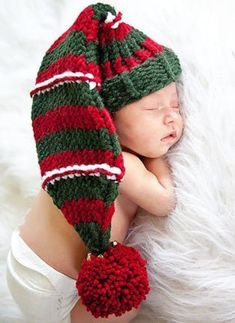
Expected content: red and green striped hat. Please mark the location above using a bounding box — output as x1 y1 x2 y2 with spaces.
30 2 182 319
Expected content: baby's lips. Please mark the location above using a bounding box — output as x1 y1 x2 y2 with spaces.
161 130 177 141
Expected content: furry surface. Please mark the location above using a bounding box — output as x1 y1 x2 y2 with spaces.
1 1 235 322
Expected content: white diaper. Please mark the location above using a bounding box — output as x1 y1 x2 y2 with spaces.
6 228 80 323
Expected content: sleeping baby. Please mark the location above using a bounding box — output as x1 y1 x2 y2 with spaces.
6 2 184 323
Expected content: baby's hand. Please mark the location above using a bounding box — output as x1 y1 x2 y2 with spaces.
142 155 176 204
119 151 174 217
141 156 175 193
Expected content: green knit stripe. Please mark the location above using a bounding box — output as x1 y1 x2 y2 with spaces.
37 3 116 76
46 174 119 209
91 3 116 21
74 222 111 255
159 46 182 79
38 31 99 74
37 27 146 76
36 128 121 162
31 82 103 120
46 174 119 254
101 47 182 112
36 27 139 75
100 28 146 64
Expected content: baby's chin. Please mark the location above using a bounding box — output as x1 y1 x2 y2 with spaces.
122 148 165 159
120 142 171 159
139 145 173 159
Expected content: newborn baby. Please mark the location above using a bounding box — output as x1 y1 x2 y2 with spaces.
110 81 184 240
7 3 184 322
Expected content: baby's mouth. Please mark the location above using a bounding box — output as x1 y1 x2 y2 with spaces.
161 130 177 142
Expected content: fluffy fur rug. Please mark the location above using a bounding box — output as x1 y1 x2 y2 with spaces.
1 1 235 322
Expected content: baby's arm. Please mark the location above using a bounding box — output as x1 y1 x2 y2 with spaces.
141 156 175 195
110 192 139 243
119 152 175 217
142 155 176 211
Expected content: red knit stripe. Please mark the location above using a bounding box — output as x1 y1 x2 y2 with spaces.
101 50 155 78
99 23 133 46
101 38 165 78
47 7 98 53
134 48 156 61
40 150 125 181
71 6 100 42
35 29 164 88
142 36 164 53
61 197 115 232
35 54 101 85
119 49 153 70
32 105 116 141
46 8 132 52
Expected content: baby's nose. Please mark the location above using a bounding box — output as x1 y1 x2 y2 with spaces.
164 109 179 124
164 108 179 123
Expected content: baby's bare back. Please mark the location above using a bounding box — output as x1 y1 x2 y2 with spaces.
19 186 138 280
19 156 138 323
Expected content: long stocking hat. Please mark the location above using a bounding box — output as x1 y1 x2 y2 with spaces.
30 2 182 318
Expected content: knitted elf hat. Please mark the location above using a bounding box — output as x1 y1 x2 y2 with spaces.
30 2 182 318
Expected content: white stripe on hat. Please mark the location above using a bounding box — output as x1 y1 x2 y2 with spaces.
31 71 100 96
42 162 122 184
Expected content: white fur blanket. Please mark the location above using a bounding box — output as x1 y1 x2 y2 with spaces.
1 1 235 322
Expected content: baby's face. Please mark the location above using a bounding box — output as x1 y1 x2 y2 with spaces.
112 82 184 158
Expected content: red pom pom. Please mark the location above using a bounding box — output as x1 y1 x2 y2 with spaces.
76 242 150 318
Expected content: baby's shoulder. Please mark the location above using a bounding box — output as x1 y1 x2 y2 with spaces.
121 151 145 175
121 150 143 164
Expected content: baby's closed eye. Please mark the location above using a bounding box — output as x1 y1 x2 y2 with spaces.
145 105 180 112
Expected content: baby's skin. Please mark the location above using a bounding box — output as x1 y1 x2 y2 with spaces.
118 152 177 219
112 81 183 159
112 81 184 216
